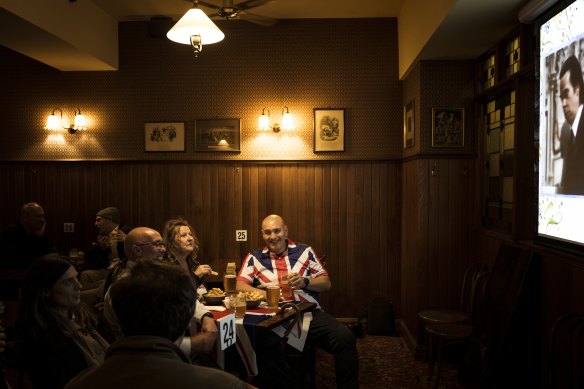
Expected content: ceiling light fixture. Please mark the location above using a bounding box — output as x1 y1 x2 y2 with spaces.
45 108 87 134
167 0 225 57
258 106 295 133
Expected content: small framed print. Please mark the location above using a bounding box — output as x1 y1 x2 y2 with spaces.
314 109 345 152
432 108 464 147
195 119 241 152
144 122 185 152
403 100 414 149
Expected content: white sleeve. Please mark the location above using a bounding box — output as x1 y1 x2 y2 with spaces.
194 299 210 323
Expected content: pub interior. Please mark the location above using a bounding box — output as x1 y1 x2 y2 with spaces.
1 0 584 388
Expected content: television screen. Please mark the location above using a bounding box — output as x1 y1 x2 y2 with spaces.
537 0 584 252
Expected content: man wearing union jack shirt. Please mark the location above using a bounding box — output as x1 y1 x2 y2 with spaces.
237 214 358 389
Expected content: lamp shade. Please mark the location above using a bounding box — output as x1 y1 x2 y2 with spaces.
167 8 225 45
258 113 270 131
281 111 294 130
46 114 61 131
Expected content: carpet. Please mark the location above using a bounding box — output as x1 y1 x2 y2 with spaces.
314 335 462 389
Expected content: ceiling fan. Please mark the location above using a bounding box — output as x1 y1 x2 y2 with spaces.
197 0 278 26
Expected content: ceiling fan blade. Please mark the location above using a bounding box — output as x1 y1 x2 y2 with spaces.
238 10 278 26
235 0 276 11
197 1 221 11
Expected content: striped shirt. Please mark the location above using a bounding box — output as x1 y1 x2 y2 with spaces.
237 240 328 309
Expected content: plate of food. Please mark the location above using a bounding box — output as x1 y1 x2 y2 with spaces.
238 290 264 309
203 288 226 305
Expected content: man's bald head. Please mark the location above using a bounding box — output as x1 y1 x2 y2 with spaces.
261 214 288 254
124 227 166 262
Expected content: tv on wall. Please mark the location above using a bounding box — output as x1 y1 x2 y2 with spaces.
536 0 584 255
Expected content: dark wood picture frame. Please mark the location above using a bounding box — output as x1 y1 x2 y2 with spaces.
144 122 186 152
314 108 345 152
432 108 465 147
195 118 241 152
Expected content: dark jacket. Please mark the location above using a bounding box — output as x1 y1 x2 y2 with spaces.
21 324 92 389
0 223 53 268
64 336 246 389
83 225 132 271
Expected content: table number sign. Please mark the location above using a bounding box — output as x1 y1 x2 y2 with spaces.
217 313 236 350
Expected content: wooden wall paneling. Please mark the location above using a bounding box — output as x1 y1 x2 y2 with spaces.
0 161 401 319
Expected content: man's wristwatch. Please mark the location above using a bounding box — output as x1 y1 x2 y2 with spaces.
202 312 214 321
302 277 310 290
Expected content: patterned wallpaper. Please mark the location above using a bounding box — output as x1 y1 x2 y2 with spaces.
1 19 402 161
402 60 476 156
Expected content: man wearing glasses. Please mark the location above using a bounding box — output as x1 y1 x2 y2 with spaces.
103 227 218 365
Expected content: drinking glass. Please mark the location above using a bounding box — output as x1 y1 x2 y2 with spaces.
266 285 281 309
223 273 237 295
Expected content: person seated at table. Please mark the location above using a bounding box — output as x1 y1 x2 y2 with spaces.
80 207 131 306
237 214 359 389
102 226 218 362
64 260 249 389
0 202 55 268
17 254 109 389
161 218 215 300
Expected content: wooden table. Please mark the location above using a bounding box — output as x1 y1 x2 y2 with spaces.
208 301 317 377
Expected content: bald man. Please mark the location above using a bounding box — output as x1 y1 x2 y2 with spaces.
103 227 218 365
237 214 359 388
0 202 54 267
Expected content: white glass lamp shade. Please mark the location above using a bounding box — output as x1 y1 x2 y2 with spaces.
281 111 294 130
46 114 61 131
258 113 271 131
74 114 87 130
167 8 225 45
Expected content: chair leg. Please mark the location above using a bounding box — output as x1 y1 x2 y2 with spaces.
434 338 445 389
426 330 435 379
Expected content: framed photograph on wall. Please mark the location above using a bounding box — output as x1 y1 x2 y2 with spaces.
144 122 185 152
314 108 345 152
195 118 241 152
432 108 464 147
403 100 415 149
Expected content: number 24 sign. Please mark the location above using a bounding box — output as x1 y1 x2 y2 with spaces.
217 313 236 350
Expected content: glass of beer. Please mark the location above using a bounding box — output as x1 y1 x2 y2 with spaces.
266 285 281 310
224 274 237 295
229 295 246 318
279 274 293 300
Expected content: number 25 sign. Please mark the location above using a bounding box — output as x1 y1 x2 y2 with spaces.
217 313 236 350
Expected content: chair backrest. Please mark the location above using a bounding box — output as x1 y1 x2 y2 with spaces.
460 262 489 313
547 313 584 389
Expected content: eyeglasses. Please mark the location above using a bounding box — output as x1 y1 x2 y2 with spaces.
135 240 166 248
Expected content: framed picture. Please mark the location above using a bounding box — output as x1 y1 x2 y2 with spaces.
195 118 241 152
403 100 415 149
314 109 345 152
144 122 185 152
432 108 465 147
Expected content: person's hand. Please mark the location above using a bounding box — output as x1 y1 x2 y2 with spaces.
97 234 110 249
286 272 305 289
194 264 214 278
109 229 126 243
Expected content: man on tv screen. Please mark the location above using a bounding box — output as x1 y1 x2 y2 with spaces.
558 55 584 195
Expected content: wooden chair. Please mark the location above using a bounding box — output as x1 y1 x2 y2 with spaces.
547 313 584 388
424 270 491 388
418 262 488 370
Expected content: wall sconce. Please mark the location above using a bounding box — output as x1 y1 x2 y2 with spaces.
45 108 87 134
258 106 294 133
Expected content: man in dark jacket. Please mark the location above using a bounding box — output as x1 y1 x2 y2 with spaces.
65 260 247 389
0 202 54 268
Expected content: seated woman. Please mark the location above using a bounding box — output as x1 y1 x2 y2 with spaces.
161 218 215 299
17 254 109 389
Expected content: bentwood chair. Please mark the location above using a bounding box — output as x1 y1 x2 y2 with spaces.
418 262 488 368
424 270 491 389
547 313 584 388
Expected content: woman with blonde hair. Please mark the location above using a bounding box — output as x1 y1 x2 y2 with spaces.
161 218 214 298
